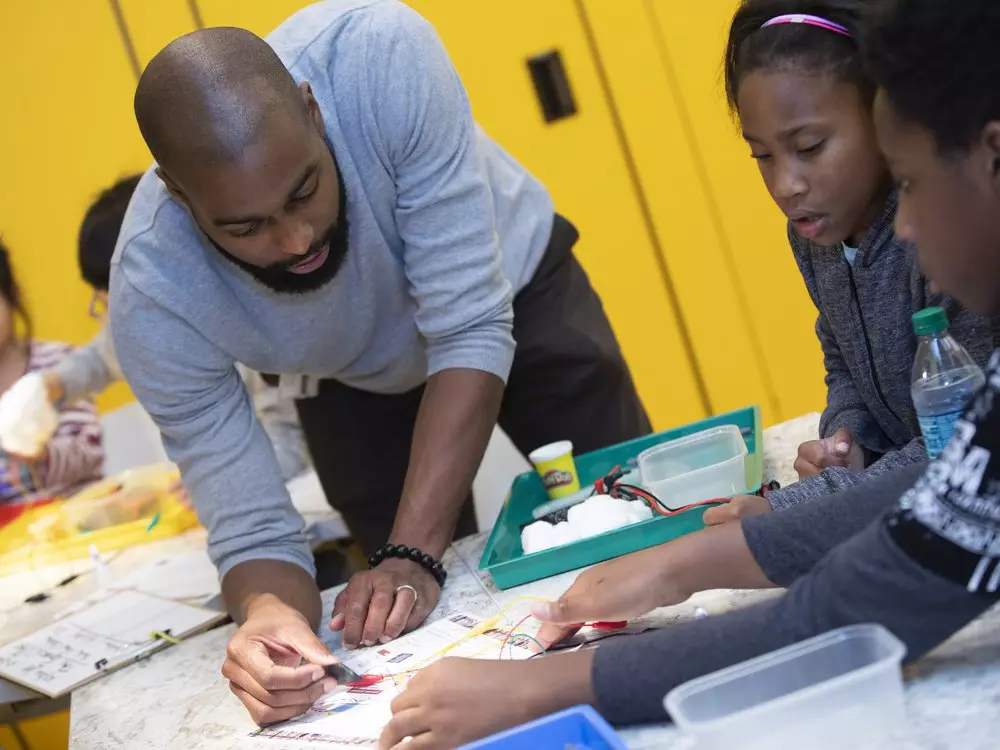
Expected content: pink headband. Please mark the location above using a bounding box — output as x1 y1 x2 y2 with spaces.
761 13 852 37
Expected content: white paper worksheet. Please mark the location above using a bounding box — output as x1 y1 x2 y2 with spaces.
251 612 540 747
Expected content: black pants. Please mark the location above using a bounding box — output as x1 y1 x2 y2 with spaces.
295 215 652 555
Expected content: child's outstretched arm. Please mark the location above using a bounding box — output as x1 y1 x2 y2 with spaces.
537 461 926 647
379 459 971 748
766 438 927 510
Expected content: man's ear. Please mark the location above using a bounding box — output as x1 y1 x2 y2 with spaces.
299 81 326 136
156 166 188 208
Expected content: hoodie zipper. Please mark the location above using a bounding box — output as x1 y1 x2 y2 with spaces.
847 265 906 427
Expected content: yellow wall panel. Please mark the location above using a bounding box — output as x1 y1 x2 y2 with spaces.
582 0 780 423
119 0 199 67
193 0 316 35
0 710 69 750
642 0 827 420
405 0 707 429
0 2 153 411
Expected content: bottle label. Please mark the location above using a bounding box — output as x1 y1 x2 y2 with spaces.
918 409 966 458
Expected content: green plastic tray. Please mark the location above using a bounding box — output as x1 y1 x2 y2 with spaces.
479 406 762 589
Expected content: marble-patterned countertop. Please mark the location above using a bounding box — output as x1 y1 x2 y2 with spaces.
68 414 1000 749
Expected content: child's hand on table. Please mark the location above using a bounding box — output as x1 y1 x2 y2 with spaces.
378 651 596 750
532 545 691 649
794 428 864 478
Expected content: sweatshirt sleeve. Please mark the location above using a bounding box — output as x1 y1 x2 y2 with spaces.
767 437 927 509
744 460 927 585
592 350 1000 727
110 273 314 580
53 324 121 404
787 227 886 452
591 519 994 726
363 2 515 382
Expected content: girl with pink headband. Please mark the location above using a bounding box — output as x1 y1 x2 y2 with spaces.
704 0 996 524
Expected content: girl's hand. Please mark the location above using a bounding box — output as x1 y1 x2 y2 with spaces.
532 545 690 649
378 652 595 750
794 428 864 478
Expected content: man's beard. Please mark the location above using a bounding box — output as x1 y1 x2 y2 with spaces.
213 164 349 295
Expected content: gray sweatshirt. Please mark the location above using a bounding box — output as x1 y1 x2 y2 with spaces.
768 192 998 509
110 0 553 579
592 345 1000 724
55 324 311 482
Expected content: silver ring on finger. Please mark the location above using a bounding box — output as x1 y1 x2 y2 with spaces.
394 584 419 604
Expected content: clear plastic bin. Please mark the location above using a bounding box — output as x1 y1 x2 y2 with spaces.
664 624 907 750
637 425 747 509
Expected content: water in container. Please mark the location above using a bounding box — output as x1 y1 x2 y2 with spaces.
911 307 985 458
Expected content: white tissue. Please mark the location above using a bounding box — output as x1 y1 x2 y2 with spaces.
521 495 654 554
0 373 59 457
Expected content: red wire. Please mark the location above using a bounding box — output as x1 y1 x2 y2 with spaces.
614 483 730 517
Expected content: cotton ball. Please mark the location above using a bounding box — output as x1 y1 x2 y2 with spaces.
521 520 555 555
567 494 634 538
549 521 580 548
0 374 59 458
626 500 653 523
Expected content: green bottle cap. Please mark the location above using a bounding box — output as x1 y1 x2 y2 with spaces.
912 306 949 336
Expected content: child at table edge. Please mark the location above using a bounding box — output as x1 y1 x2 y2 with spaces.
0 243 102 506
33 175 311 483
704 0 997 525
373 3 1000 748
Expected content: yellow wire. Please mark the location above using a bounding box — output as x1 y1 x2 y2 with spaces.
405 595 552 670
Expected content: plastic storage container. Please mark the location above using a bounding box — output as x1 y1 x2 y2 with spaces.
0 463 198 576
458 705 626 750
665 624 906 750
637 425 747 509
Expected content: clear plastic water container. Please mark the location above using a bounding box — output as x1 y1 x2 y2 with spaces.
664 624 907 750
637 425 747 509
911 307 985 458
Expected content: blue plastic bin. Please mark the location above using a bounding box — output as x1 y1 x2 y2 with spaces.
458 705 626 750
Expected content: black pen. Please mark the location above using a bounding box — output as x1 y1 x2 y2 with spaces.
323 661 362 684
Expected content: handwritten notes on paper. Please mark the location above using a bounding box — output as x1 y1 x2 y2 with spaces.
0 590 222 696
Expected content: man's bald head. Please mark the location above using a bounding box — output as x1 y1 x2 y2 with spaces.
135 27 309 171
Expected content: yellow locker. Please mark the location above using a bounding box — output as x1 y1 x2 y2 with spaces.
0 711 69 750
119 0 199 68
403 0 707 429
582 0 782 423
0 2 153 412
631 0 827 421
192 0 316 35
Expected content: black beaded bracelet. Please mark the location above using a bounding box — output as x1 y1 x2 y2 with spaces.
368 543 447 588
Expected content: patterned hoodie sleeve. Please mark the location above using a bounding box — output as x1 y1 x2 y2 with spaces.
30 341 103 489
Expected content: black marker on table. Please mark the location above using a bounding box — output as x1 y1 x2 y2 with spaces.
323 661 362 684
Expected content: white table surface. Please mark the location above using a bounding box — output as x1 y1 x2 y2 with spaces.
66 414 1000 749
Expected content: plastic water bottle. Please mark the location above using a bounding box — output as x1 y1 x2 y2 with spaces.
911 307 985 458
